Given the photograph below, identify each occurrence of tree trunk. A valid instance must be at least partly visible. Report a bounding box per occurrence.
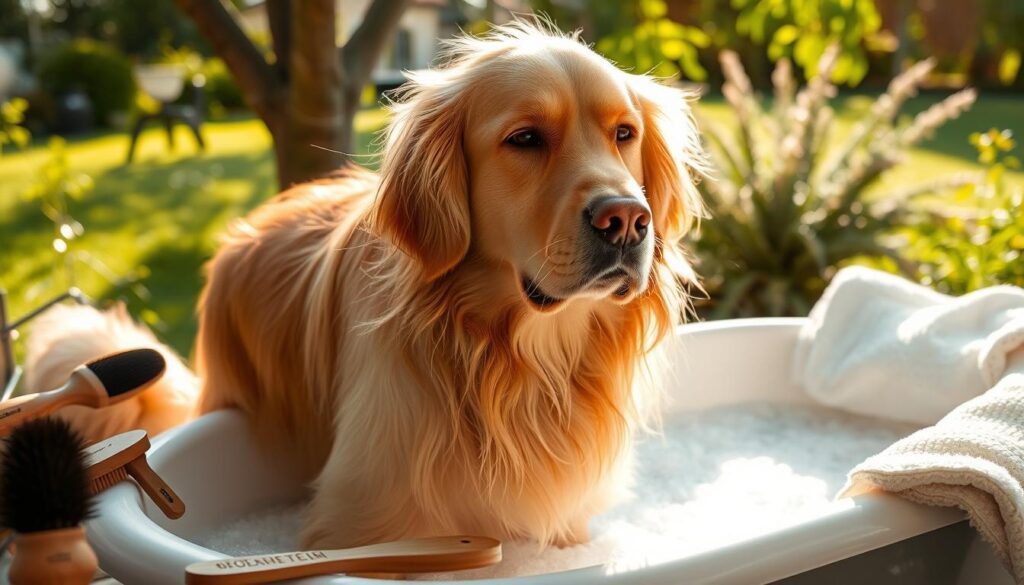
[174,0,410,190]
[272,0,345,188]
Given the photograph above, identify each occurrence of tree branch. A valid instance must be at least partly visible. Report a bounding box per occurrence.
[266,0,290,82]
[340,0,412,92]
[174,0,281,124]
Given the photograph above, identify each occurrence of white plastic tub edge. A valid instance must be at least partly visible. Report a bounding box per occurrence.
[86,318,989,585]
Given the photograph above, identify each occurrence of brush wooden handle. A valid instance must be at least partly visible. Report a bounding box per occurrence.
[125,456,185,519]
[0,390,65,433]
[185,536,502,584]
[0,378,93,435]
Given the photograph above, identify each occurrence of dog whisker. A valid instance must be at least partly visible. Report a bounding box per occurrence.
[309,144,379,160]
[524,236,571,264]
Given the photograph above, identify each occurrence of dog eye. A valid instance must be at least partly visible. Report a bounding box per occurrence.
[506,129,544,148]
[616,125,635,142]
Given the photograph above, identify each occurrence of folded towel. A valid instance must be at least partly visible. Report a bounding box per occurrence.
[840,349,1024,581]
[793,266,1024,425]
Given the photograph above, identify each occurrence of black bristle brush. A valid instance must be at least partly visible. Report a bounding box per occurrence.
[0,348,166,435]
[1,417,98,585]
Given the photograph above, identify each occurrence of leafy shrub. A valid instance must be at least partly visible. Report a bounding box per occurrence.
[38,39,136,127]
[0,98,30,156]
[200,58,245,114]
[729,0,883,85]
[888,129,1023,294]
[692,47,977,318]
[595,0,710,80]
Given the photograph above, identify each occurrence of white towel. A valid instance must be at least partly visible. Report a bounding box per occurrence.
[793,266,1024,425]
[840,351,1024,581]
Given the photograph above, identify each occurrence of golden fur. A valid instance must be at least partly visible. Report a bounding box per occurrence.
[25,22,705,550]
[24,303,197,441]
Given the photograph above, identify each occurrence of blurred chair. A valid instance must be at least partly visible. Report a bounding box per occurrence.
[126,64,206,163]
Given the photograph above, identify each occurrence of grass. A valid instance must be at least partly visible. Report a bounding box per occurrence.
[696,92,1024,194]
[0,109,388,356]
[1,94,1021,357]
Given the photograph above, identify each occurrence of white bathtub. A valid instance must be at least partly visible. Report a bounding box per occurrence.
[85,318,1013,584]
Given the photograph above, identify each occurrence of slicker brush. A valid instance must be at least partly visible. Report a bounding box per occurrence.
[0,348,166,435]
[0,417,98,585]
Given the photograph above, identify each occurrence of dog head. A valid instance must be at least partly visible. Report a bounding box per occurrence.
[372,22,705,315]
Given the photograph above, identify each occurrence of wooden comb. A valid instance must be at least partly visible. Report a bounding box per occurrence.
[185,535,502,584]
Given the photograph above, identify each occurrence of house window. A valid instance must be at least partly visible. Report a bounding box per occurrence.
[390,29,412,71]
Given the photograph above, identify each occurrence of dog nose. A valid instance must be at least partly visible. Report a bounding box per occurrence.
[586,196,651,247]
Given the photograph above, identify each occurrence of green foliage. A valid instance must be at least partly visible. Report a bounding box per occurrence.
[693,49,977,318]
[17,137,156,324]
[998,48,1021,86]
[595,0,710,80]
[20,137,93,290]
[30,0,204,61]
[893,129,1024,294]
[38,39,136,126]
[979,0,1024,87]
[730,0,881,85]
[0,98,30,156]
[154,36,204,75]
[0,0,27,42]
[200,58,245,115]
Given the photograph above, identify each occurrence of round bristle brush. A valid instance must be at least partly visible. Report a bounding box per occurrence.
[0,417,98,585]
[0,348,165,435]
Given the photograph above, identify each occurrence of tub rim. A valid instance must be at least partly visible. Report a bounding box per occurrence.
[85,317,968,584]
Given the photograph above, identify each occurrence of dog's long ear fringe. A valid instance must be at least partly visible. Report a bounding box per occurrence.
[371,76,471,282]
[632,76,708,242]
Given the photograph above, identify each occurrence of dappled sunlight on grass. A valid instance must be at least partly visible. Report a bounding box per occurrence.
[1,110,386,354]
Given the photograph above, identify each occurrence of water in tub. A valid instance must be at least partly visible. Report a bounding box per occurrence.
[196,403,917,579]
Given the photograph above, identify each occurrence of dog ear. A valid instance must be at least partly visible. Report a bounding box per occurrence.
[632,77,706,242]
[371,75,470,282]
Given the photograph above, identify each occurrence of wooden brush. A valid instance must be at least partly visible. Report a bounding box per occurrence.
[0,417,98,585]
[83,429,185,519]
[185,536,502,584]
[0,348,166,435]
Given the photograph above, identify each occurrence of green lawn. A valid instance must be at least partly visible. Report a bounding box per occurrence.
[697,92,1024,195]
[1,95,1021,357]
[0,109,388,355]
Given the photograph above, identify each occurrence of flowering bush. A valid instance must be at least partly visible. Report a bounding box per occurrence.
[692,46,977,317]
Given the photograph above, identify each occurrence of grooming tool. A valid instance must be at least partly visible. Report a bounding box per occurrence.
[83,429,185,519]
[0,348,165,434]
[185,535,502,584]
[0,417,98,585]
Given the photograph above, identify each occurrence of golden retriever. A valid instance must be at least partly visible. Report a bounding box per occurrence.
[26,21,705,550]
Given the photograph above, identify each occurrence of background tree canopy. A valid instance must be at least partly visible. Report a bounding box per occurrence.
[532,0,1022,89]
